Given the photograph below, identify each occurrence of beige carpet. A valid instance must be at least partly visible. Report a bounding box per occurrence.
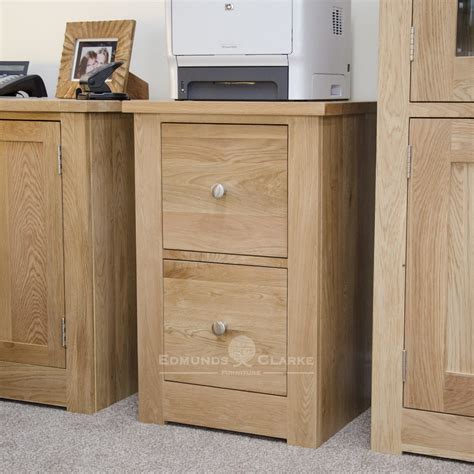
[0,395,471,472]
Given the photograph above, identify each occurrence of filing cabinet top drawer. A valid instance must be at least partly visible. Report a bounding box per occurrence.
[162,123,288,257]
[163,260,288,396]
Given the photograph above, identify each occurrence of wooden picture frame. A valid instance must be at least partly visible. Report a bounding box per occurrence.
[56,20,136,99]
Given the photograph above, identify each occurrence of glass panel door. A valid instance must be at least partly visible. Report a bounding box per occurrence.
[456,0,474,56]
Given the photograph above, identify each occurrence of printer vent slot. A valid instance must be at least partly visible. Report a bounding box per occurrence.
[332,7,344,36]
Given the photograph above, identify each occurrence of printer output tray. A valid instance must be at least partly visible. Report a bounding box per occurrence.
[177,66,289,101]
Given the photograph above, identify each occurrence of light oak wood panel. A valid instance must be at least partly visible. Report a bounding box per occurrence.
[62,112,138,413]
[0,360,66,407]
[410,102,474,118]
[0,112,61,121]
[163,381,287,439]
[405,119,474,418]
[162,123,288,257]
[163,250,288,269]
[372,0,412,455]
[163,260,287,395]
[0,120,65,369]
[89,113,137,410]
[134,114,165,424]
[287,116,321,448]
[375,0,474,461]
[401,409,474,463]
[317,114,376,443]
[412,0,474,102]
[134,106,376,447]
[0,99,123,114]
[286,113,376,448]
[0,110,137,413]
[123,100,376,116]
[446,163,473,376]
[61,113,96,413]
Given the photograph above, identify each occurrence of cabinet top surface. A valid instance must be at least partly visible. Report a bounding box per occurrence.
[0,99,378,117]
[122,100,377,116]
[0,98,123,113]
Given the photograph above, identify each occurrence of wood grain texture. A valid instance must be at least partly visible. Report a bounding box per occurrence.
[410,102,474,118]
[0,99,122,114]
[0,361,66,407]
[446,163,473,377]
[162,123,288,257]
[163,260,287,395]
[0,111,137,413]
[405,119,474,418]
[56,20,135,99]
[371,0,412,455]
[0,112,61,121]
[401,409,474,463]
[375,0,474,462]
[135,107,376,446]
[89,113,137,411]
[123,100,377,116]
[163,381,287,439]
[411,0,474,102]
[163,250,288,269]
[317,113,376,444]
[134,114,165,424]
[0,120,65,369]
[62,112,137,413]
[127,73,150,100]
[61,113,96,413]
[287,116,321,448]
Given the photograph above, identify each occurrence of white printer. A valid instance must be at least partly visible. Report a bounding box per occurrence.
[166,0,351,100]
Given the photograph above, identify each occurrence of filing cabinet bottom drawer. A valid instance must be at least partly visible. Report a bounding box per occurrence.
[163,260,287,396]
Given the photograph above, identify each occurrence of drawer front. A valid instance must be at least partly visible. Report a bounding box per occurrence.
[162,123,288,257]
[163,260,287,396]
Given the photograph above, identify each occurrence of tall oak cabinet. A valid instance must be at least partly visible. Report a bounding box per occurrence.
[0,100,137,413]
[373,0,474,462]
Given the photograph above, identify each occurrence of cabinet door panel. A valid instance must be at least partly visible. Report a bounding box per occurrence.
[0,121,65,368]
[411,0,474,102]
[405,119,473,417]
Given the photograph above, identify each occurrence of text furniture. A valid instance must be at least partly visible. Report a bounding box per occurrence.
[373,0,474,462]
[0,99,137,413]
[125,100,376,448]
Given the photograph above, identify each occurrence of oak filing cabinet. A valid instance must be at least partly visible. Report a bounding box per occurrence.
[373,0,474,462]
[0,99,137,413]
[125,100,377,448]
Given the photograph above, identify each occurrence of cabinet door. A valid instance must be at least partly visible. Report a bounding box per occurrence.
[0,121,65,368]
[411,0,474,102]
[405,119,473,417]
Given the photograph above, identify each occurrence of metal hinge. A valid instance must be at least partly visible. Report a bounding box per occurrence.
[57,145,62,176]
[61,318,66,348]
[402,349,407,382]
[407,145,413,179]
[410,26,415,62]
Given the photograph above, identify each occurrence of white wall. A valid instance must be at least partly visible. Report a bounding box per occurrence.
[0,1,3,56]
[351,0,379,100]
[0,0,379,100]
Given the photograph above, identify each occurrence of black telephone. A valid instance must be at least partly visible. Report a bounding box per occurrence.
[0,61,48,98]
